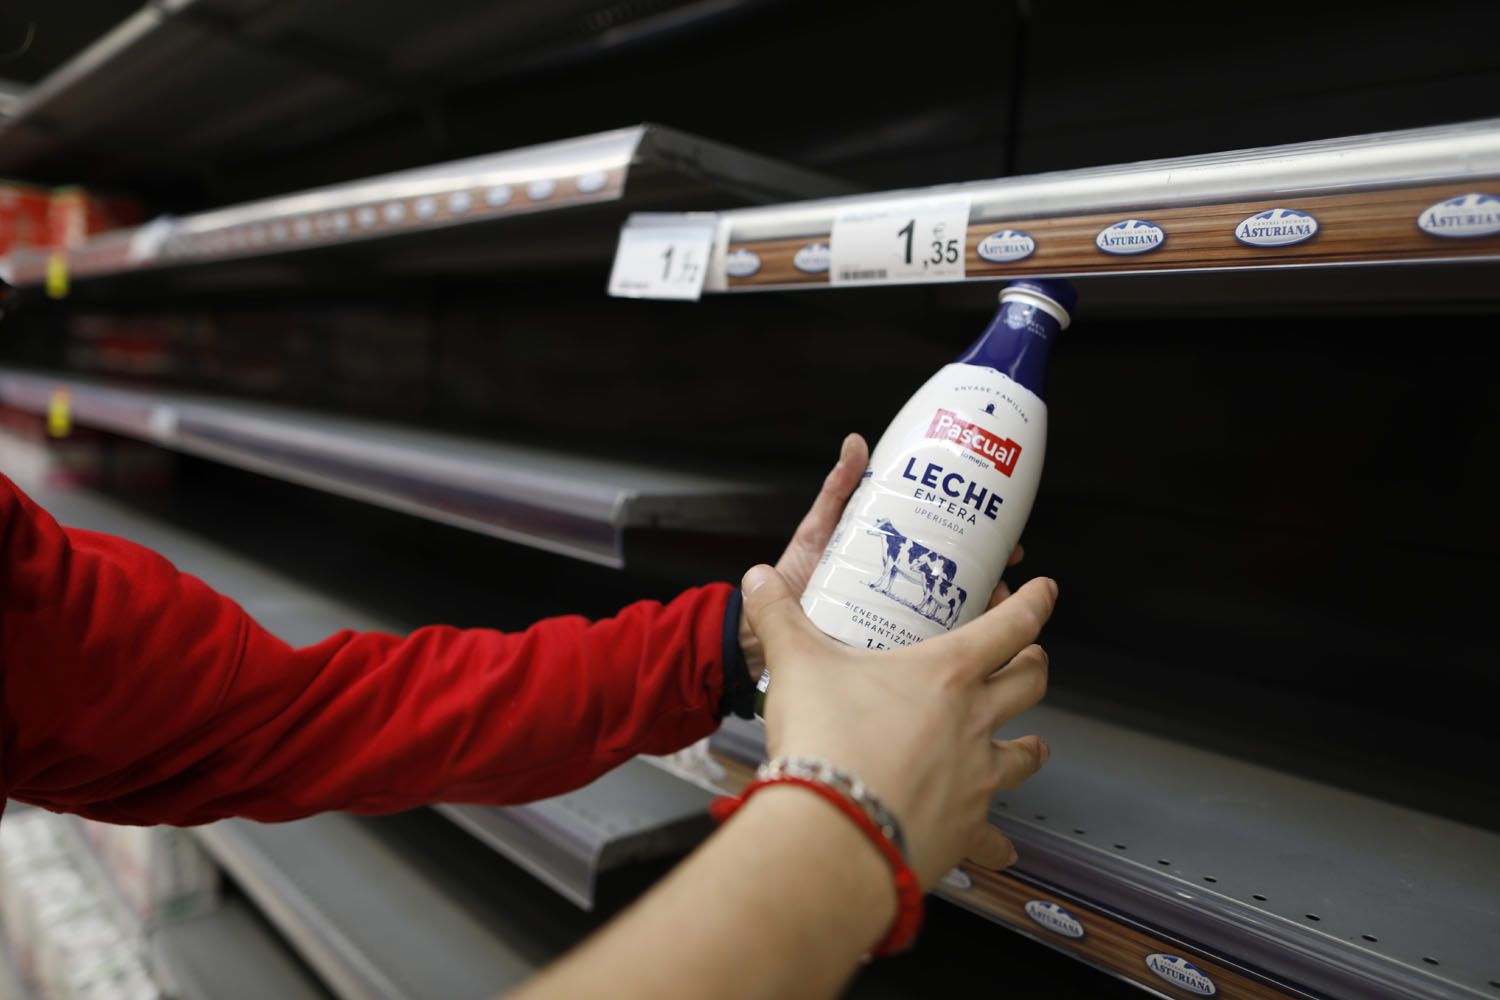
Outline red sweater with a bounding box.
[0,473,747,825]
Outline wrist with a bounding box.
[710,760,924,957]
[738,785,896,940]
[718,588,758,719]
[738,612,765,683]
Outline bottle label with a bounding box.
[802,364,1047,648]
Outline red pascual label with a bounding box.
[925,409,1022,476]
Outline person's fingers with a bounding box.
[790,434,868,546]
[1007,543,1025,567]
[966,824,1018,870]
[991,734,1049,789]
[931,577,1058,681]
[741,564,827,659]
[986,580,1010,610]
[977,645,1050,726]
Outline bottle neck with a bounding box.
[953,295,1061,399]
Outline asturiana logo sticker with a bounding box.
[1145,954,1217,996]
[977,229,1036,263]
[793,242,831,273]
[1418,193,1500,238]
[1235,208,1318,247]
[724,248,762,278]
[1024,900,1085,939]
[1096,219,1165,255]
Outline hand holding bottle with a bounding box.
[743,433,1024,681]
[740,563,1056,889]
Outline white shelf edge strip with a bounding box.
[714,118,1500,243]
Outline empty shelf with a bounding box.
[196,815,545,1000]
[3,124,852,294]
[712,710,1500,1000]
[0,368,788,567]
[150,899,329,1000]
[438,758,712,910]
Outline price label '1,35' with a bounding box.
[608,213,718,300]
[830,195,972,286]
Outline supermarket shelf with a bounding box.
[700,118,1500,293]
[3,124,852,293]
[28,481,723,922]
[0,0,781,187]
[196,816,544,1000]
[437,758,712,910]
[713,713,1500,1000]
[149,899,329,1000]
[0,368,787,567]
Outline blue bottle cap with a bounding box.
[1003,279,1077,326]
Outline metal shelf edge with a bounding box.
[0,368,783,567]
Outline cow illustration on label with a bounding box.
[865,519,970,628]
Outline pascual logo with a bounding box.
[1145,954,1217,996]
[925,408,1021,476]
[1024,900,1085,939]
[977,229,1036,263]
[1096,219,1165,254]
[1418,193,1500,238]
[793,241,831,273]
[724,248,761,278]
[1235,208,1318,247]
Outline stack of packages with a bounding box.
[0,182,141,263]
[74,821,218,925]
[0,810,219,999]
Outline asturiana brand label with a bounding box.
[1096,219,1165,254]
[977,229,1036,263]
[575,171,609,194]
[1418,193,1500,238]
[940,868,972,891]
[793,241,831,273]
[1235,207,1318,247]
[1145,954,1217,996]
[724,248,761,277]
[1024,900,1085,939]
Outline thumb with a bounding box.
[741,564,822,658]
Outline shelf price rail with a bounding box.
[676,118,1500,294]
[3,124,854,289]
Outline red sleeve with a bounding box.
[0,473,734,825]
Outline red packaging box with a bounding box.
[0,182,51,254]
[48,187,143,249]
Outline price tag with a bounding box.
[608,213,717,300]
[830,195,972,286]
[128,216,177,263]
[45,253,69,300]
[47,389,71,438]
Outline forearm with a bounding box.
[2,474,741,822]
[515,785,895,1000]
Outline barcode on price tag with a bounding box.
[830,195,972,286]
[608,213,718,300]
